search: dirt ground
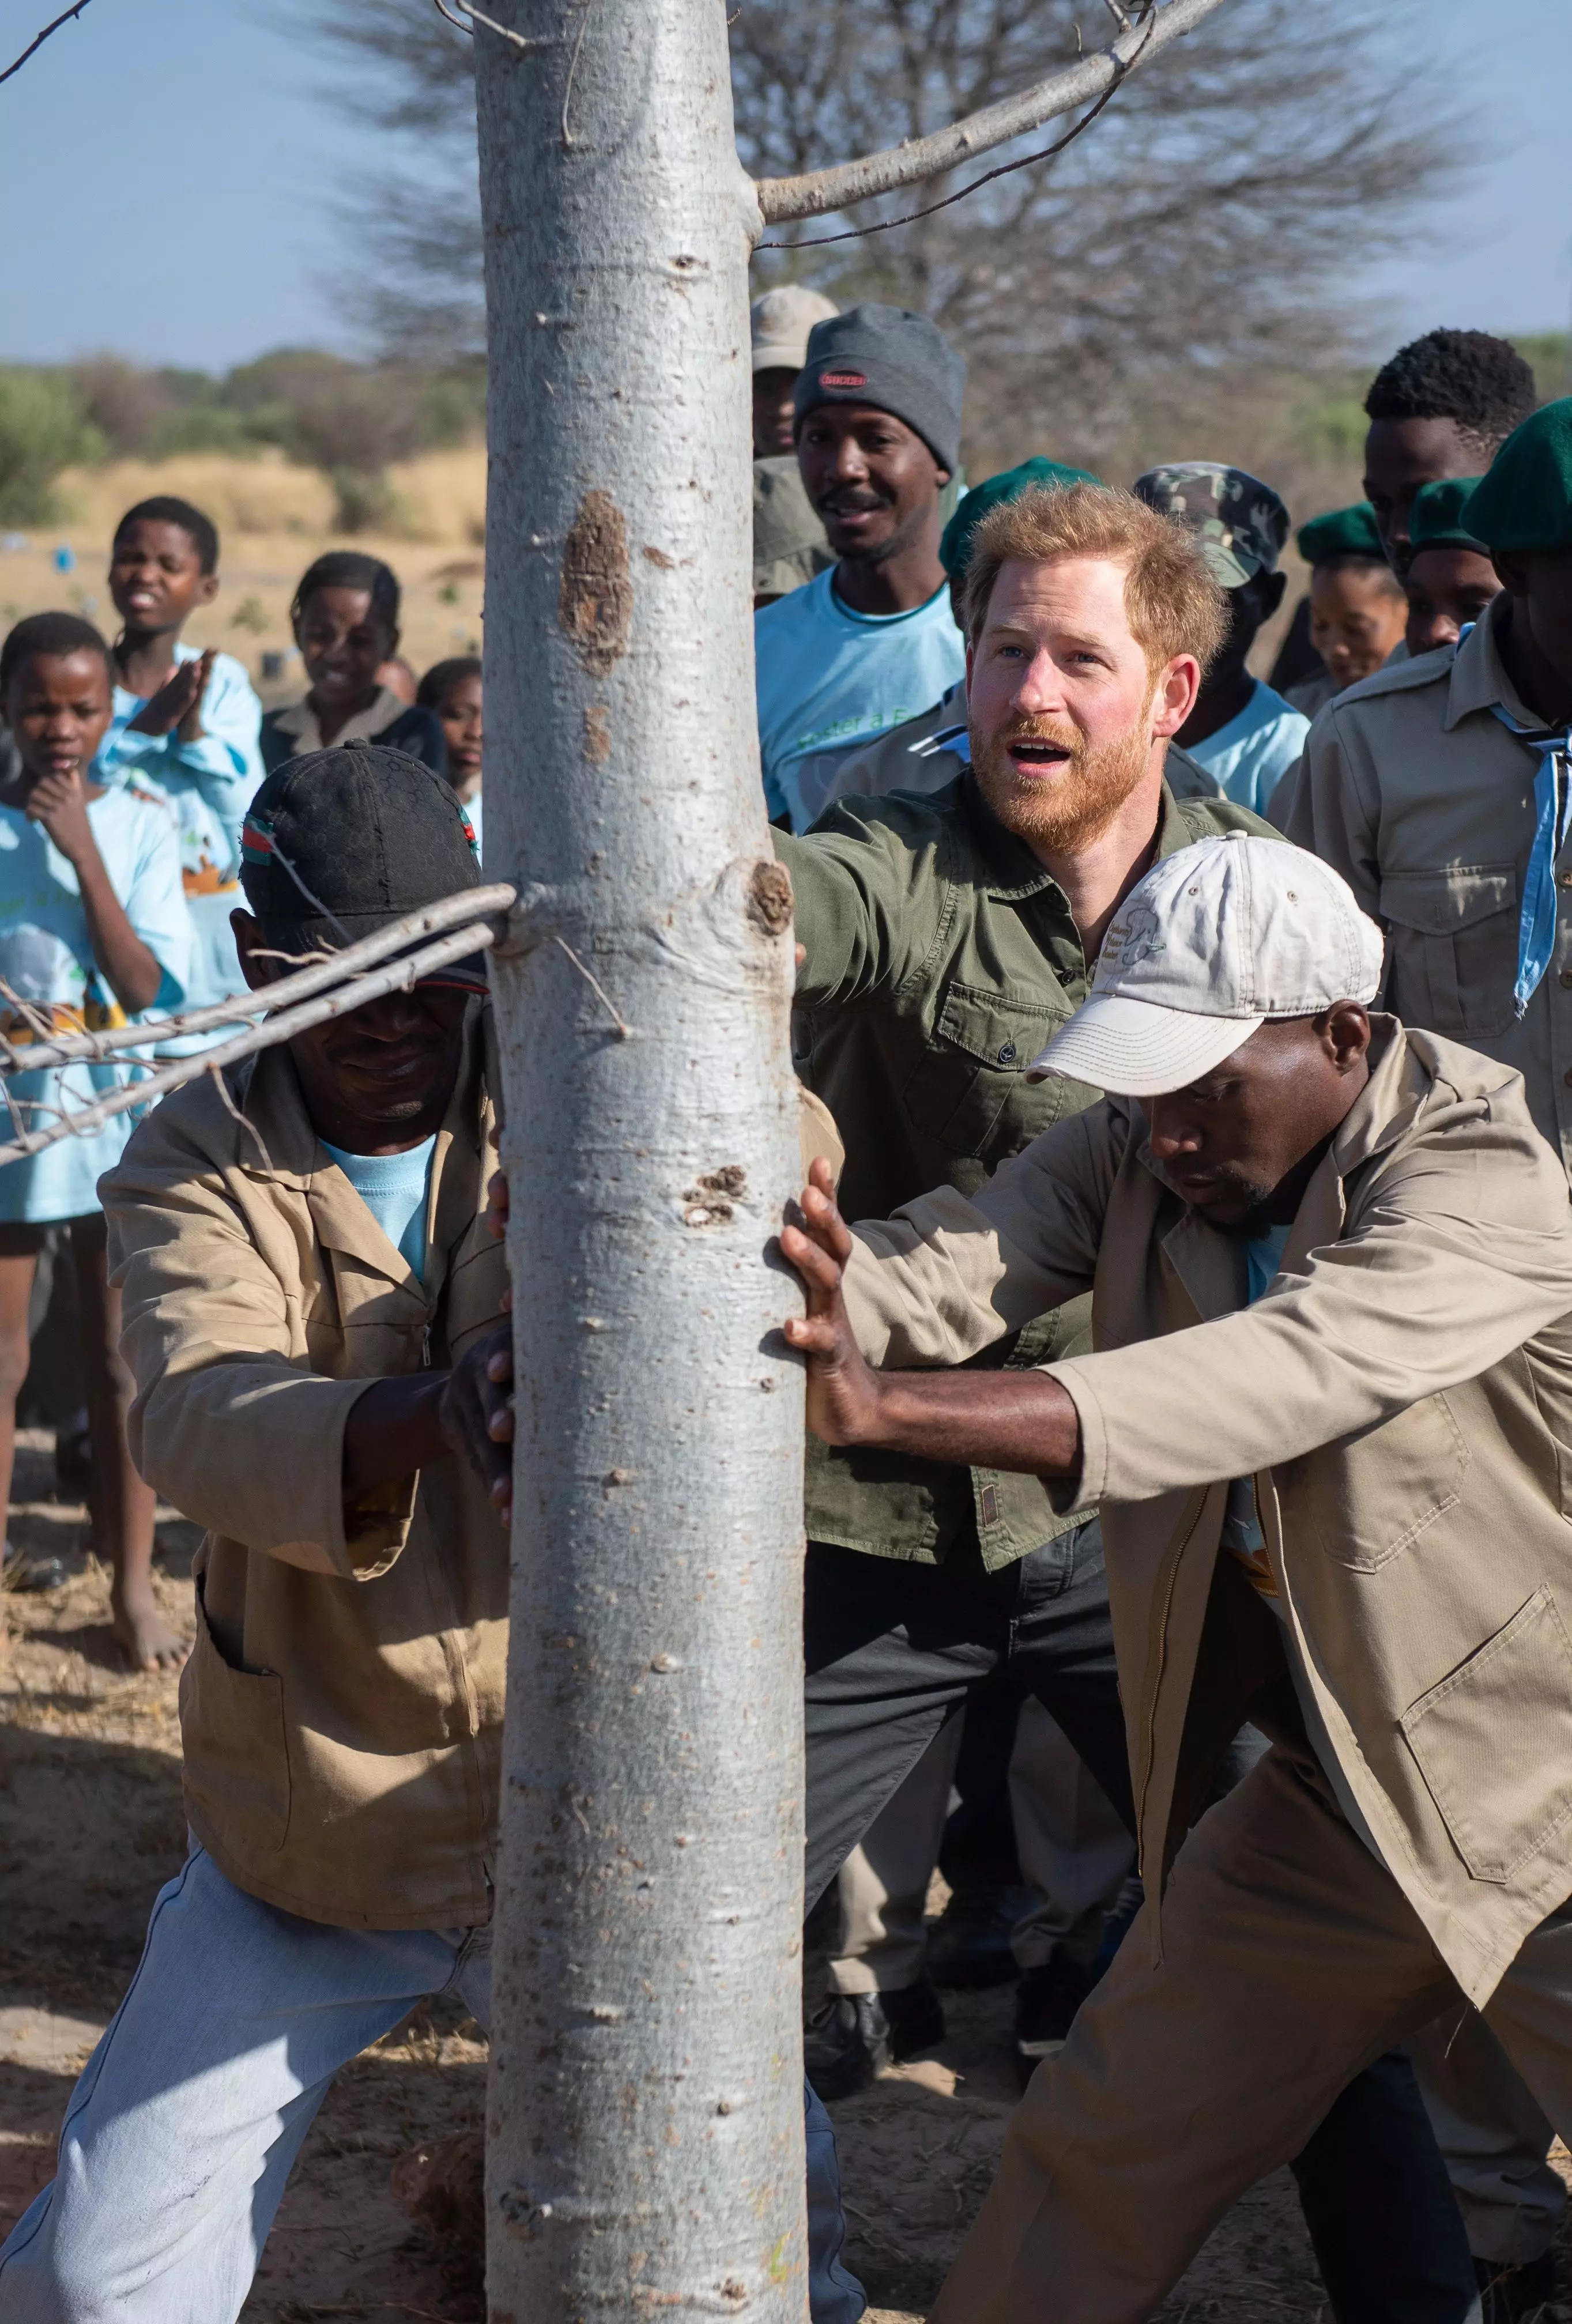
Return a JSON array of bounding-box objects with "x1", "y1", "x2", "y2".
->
[{"x1": 3, "y1": 1427, "x2": 1571, "y2": 2322}]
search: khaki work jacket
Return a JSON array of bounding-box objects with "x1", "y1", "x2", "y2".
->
[
  {"x1": 842, "y1": 1022, "x2": 1572, "y2": 2005},
  {"x1": 101, "y1": 1022, "x2": 508, "y2": 1931},
  {"x1": 1276, "y1": 601, "x2": 1572, "y2": 1177}
]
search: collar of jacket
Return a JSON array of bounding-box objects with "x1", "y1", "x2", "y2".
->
[
  {"x1": 960, "y1": 771, "x2": 1196, "y2": 904},
  {"x1": 227, "y1": 999, "x2": 491, "y2": 1304},
  {"x1": 270, "y1": 686, "x2": 409, "y2": 752},
  {"x1": 1443, "y1": 594, "x2": 1544, "y2": 734}
]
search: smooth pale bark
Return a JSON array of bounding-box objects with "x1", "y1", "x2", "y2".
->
[{"x1": 473, "y1": 5, "x2": 807, "y2": 2319}]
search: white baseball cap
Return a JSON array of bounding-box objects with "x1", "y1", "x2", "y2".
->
[
  {"x1": 1027, "y1": 834, "x2": 1384, "y2": 1096},
  {"x1": 751, "y1": 285, "x2": 839, "y2": 375}
]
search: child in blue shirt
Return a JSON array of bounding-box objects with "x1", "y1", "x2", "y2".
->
[
  {"x1": 417, "y1": 655, "x2": 483, "y2": 859},
  {"x1": 96, "y1": 496, "x2": 263, "y2": 1039},
  {"x1": 0, "y1": 613, "x2": 189, "y2": 1670}
]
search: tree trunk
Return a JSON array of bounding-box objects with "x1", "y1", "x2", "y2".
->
[{"x1": 473, "y1": 6, "x2": 807, "y2": 2319}]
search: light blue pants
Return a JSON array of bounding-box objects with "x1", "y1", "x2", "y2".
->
[{"x1": 0, "y1": 1846, "x2": 864, "y2": 2323}]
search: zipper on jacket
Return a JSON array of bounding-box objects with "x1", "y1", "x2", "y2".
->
[{"x1": 421, "y1": 1323, "x2": 432, "y2": 1369}]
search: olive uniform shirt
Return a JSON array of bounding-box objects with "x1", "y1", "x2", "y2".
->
[
  {"x1": 774, "y1": 768, "x2": 1269, "y2": 1571},
  {"x1": 1276, "y1": 598, "x2": 1572, "y2": 1178}
]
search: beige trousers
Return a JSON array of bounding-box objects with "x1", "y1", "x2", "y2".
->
[{"x1": 931, "y1": 1744, "x2": 1572, "y2": 2324}]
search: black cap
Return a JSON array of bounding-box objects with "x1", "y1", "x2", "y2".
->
[
  {"x1": 240, "y1": 741, "x2": 487, "y2": 991},
  {"x1": 793, "y1": 303, "x2": 967, "y2": 474}
]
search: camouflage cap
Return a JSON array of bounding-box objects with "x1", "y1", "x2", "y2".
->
[{"x1": 1133, "y1": 462, "x2": 1290, "y2": 590}]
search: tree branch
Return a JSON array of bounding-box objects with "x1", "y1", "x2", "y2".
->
[
  {"x1": 0, "y1": 0, "x2": 92, "y2": 88},
  {"x1": 0, "y1": 912, "x2": 511, "y2": 1172},
  {"x1": 0, "y1": 884, "x2": 517, "y2": 1076},
  {"x1": 755, "y1": 0, "x2": 1229, "y2": 224}
]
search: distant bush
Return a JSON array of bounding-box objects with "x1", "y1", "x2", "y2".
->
[
  {"x1": 54, "y1": 348, "x2": 485, "y2": 535},
  {"x1": 0, "y1": 369, "x2": 105, "y2": 526}
]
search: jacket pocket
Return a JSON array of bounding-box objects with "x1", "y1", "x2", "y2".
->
[
  {"x1": 1400, "y1": 1586, "x2": 1572, "y2": 1882},
  {"x1": 1378, "y1": 867, "x2": 1517, "y2": 1039},
  {"x1": 1299, "y1": 1391, "x2": 1470, "y2": 1573},
  {"x1": 902, "y1": 982, "x2": 1068, "y2": 1156},
  {"x1": 179, "y1": 1575, "x2": 291, "y2": 1856}
]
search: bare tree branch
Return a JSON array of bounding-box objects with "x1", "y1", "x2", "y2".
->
[
  {"x1": 755, "y1": 0, "x2": 1226, "y2": 224},
  {"x1": 0, "y1": 912, "x2": 511, "y2": 1171},
  {"x1": 0, "y1": 0, "x2": 92, "y2": 88},
  {"x1": 0, "y1": 884, "x2": 517, "y2": 1076},
  {"x1": 759, "y1": 40, "x2": 1134, "y2": 249}
]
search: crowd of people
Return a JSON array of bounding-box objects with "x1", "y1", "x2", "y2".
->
[
  {"x1": 2, "y1": 297, "x2": 1572, "y2": 2324},
  {"x1": 0, "y1": 510, "x2": 485, "y2": 1670}
]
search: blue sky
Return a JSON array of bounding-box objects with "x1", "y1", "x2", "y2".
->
[{"x1": 0, "y1": 0, "x2": 1568, "y2": 371}]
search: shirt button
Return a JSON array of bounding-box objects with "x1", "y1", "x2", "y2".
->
[
  {"x1": 1564, "y1": 1069, "x2": 1572, "y2": 1088},
  {"x1": 1560, "y1": 871, "x2": 1572, "y2": 889},
  {"x1": 1562, "y1": 971, "x2": 1572, "y2": 989}
]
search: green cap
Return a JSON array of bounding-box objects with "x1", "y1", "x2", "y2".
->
[
  {"x1": 1464, "y1": 401, "x2": 1572, "y2": 554},
  {"x1": 1409, "y1": 477, "x2": 1487, "y2": 557},
  {"x1": 1295, "y1": 502, "x2": 1385, "y2": 567},
  {"x1": 939, "y1": 456, "x2": 1100, "y2": 580}
]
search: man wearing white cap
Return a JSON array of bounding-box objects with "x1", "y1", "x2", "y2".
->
[{"x1": 782, "y1": 831, "x2": 1572, "y2": 2322}]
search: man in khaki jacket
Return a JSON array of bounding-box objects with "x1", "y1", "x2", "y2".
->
[
  {"x1": 0, "y1": 746, "x2": 516, "y2": 2318},
  {"x1": 782, "y1": 832, "x2": 1572, "y2": 2323},
  {"x1": 1276, "y1": 393, "x2": 1572, "y2": 2299}
]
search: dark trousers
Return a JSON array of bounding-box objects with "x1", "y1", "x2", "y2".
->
[{"x1": 804, "y1": 1527, "x2": 1481, "y2": 2324}]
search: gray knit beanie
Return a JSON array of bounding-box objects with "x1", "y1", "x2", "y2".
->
[{"x1": 793, "y1": 304, "x2": 966, "y2": 474}]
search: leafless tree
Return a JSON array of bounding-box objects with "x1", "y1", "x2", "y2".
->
[
  {"x1": 301, "y1": 0, "x2": 1453, "y2": 474},
  {"x1": 736, "y1": 0, "x2": 1455, "y2": 470}
]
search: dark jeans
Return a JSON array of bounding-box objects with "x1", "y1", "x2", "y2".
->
[{"x1": 804, "y1": 1528, "x2": 1481, "y2": 2324}]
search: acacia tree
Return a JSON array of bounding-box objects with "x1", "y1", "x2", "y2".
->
[{"x1": 470, "y1": 2, "x2": 1222, "y2": 2317}]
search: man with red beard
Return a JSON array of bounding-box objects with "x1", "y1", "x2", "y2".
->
[{"x1": 772, "y1": 481, "x2": 1482, "y2": 2318}]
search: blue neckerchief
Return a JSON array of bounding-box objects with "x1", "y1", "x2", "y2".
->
[{"x1": 1491, "y1": 705, "x2": 1572, "y2": 1017}]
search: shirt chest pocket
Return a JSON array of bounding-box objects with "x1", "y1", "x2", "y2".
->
[
  {"x1": 1378, "y1": 866, "x2": 1518, "y2": 1039},
  {"x1": 902, "y1": 981, "x2": 1070, "y2": 1157}
]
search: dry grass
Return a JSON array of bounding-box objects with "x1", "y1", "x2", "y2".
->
[{"x1": 0, "y1": 451, "x2": 489, "y2": 705}]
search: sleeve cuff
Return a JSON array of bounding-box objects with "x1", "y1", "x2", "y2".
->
[{"x1": 1041, "y1": 1359, "x2": 1110, "y2": 1506}]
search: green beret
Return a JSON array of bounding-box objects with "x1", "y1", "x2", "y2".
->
[
  {"x1": 1409, "y1": 476, "x2": 1486, "y2": 556},
  {"x1": 940, "y1": 456, "x2": 1100, "y2": 580},
  {"x1": 1464, "y1": 400, "x2": 1572, "y2": 553},
  {"x1": 1295, "y1": 503, "x2": 1385, "y2": 567}
]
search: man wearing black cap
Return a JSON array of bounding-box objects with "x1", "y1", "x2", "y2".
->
[
  {"x1": 756, "y1": 302, "x2": 967, "y2": 832},
  {"x1": 0, "y1": 744, "x2": 515, "y2": 2316}
]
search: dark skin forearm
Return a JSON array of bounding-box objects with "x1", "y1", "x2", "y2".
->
[
  {"x1": 342, "y1": 1374, "x2": 450, "y2": 1501},
  {"x1": 72, "y1": 842, "x2": 164, "y2": 1013},
  {"x1": 342, "y1": 1324, "x2": 517, "y2": 1507},
  {"x1": 836, "y1": 1365, "x2": 1081, "y2": 1480},
  {"x1": 778, "y1": 1160, "x2": 1085, "y2": 1479}
]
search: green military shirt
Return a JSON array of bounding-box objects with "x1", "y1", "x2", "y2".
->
[{"x1": 776, "y1": 768, "x2": 1269, "y2": 1570}]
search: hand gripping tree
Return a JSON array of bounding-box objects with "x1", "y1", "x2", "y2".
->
[{"x1": 468, "y1": 1, "x2": 1226, "y2": 2317}]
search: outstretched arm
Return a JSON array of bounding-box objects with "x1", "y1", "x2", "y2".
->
[{"x1": 781, "y1": 1160, "x2": 1081, "y2": 1477}]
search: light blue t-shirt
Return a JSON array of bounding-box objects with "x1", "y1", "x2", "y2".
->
[
  {"x1": 0, "y1": 782, "x2": 189, "y2": 1224},
  {"x1": 98, "y1": 643, "x2": 265, "y2": 1037},
  {"x1": 1222, "y1": 1218, "x2": 1382, "y2": 1861},
  {"x1": 1185, "y1": 679, "x2": 1310, "y2": 817},
  {"x1": 755, "y1": 569, "x2": 966, "y2": 833},
  {"x1": 319, "y1": 1135, "x2": 436, "y2": 1284},
  {"x1": 459, "y1": 787, "x2": 482, "y2": 865}
]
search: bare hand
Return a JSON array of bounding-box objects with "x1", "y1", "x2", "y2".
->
[
  {"x1": 27, "y1": 766, "x2": 96, "y2": 863},
  {"x1": 440, "y1": 1321, "x2": 514, "y2": 1516},
  {"x1": 127, "y1": 651, "x2": 213, "y2": 740},
  {"x1": 780, "y1": 1157, "x2": 886, "y2": 1446}
]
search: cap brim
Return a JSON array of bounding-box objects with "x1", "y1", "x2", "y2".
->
[
  {"x1": 1025, "y1": 994, "x2": 1264, "y2": 1096},
  {"x1": 752, "y1": 344, "x2": 805, "y2": 374}
]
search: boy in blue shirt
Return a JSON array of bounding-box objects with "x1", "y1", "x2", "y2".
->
[
  {"x1": 0, "y1": 613, "x2": 189, "y2": 1668},
  {"x1": 97, "y1": 496, "x2": 263, "y2": 1040}
]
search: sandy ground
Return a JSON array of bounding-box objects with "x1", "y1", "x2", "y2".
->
[{"x1": 3, "y1": 1429, "x2": 1570, "y2": 2322}]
